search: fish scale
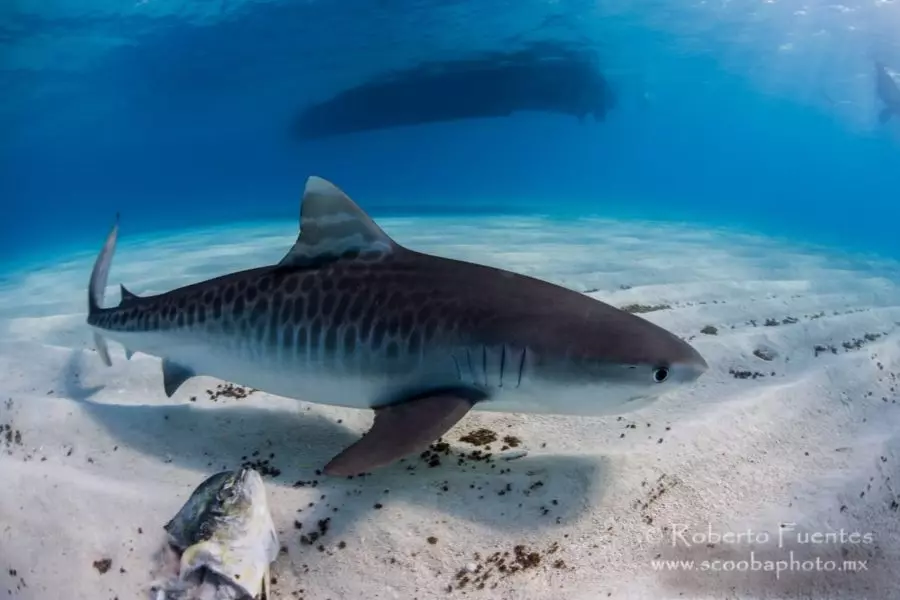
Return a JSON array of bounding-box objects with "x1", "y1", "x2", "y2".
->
[{"x1": 86, "y1": 175, "x2": 708, "y2": 476}]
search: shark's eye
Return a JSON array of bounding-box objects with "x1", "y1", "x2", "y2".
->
[{"x1": 652, "y1": 367, "x2": 669, "y2": 383}]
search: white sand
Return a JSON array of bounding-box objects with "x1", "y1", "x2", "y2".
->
[{"x1": 2, "y1": 216, "x2": 900, "y2": 600}]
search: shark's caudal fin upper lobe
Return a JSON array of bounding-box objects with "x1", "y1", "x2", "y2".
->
[{"x1": 87, "y1": 215, "x2": 120, "y2": 367}]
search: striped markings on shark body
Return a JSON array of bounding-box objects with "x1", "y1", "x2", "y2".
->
[{"x1": 86, "y1": 176, "x2": 708, "y2": 476}]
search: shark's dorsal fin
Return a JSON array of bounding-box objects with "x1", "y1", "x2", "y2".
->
[
  {"x1": 277, "y1": 176, "x2": 398, "y2": 269},
  {"x1": 119, "y1": 284, "x2": 140, "y2": 307}
]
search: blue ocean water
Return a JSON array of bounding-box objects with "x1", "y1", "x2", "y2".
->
[{"x1": 3, "y1": 0, "x2": 900, "y2": 268}]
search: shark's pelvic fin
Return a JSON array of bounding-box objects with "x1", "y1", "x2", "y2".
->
[
  {"x1": 277, "y1": 176, "x2": 399, "y2": 269},
  {"x1": 323, "y1": 388, "x2": 487, "y2": 476},
  {"x1": 88, "y1": 215, "x2": 120, "y2": 367},
  {"x1": 162, "y1": 359, "x2": 196, "y2": 397}
]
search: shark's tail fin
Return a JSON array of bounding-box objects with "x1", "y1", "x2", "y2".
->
[
  {"x1": 879, "y1": 107, "x2": 894, "y2": 124},
  {"x1": 87, "y1": 214, "x2": 120, "y2": 367}
]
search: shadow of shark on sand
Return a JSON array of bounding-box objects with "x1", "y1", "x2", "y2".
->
[{"x1": 61, "y1": 349, "x2": 606, "y2": 579}]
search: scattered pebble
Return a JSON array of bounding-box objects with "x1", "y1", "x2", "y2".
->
[{"x1": 92, "y1": 558, "x2": 112, "y2": 575}]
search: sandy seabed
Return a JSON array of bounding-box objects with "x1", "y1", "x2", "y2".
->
[{"x1": 2, "y1": 216, "x2": 900, "y2": 600}]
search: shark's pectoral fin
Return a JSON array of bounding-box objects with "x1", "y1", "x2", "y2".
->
[
  {"x1": 162, "y1": 359, "x2": 196, "y2": 397},
  {"x1": 323, "y1": 388, "x2": 487, "y2": 476},
  {"x1": 879, "y1": 107, "x2": 894, "y2": 124}
]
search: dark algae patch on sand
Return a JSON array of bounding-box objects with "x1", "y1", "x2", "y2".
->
[
  {"x1": 92, "y1": 558, "x2": 112, "y2": 575},
  {"x1": 204, "y1": 383, "x2": 256, "y2": 401},
  {"x1": 460, "y1": 428, "x2": 498, "y2": 447},
  {"x1": 501, "y1": 435, "x2": 521, "y2": 450},
  {"x1": 815, "y1": 331, "x2": 889, "y2": 357},
  {"x1": 620, "y1": 303, "x2": 671, "y2": 314},
  {"x1": 448, "y1": 541, "x2": 567, "y2": 592},
  {"x1": 729, "y1": 368, "x2": 767, "y2": 379}
]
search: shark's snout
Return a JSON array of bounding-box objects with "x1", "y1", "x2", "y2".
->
[
  {"x1": 666, "y1": 359, "x2": 707, "y2": 384},
  {"x1": 667, "y1": 341, "x2": 709, "y2": 383}
]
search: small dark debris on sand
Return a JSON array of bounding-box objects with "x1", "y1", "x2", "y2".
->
[
  {"x1": 764, "y1": 316, "x2": 799, "y2": 327},
  {"x1": 814, "y1": 332, "x2": 886, "y2": 357},
  {"x1": 843, "y1": 333, "x2": 883, "y2": 351},
  {"x1": 1, "y1": 423, "x2": 23, "y2": 453},
  {"x1": 427, "y1": 536, "x2": 439, "y2": 545},
  {"x1": 206, "y1": 383, "x2": 256, "y2": 401},
  {"x1": 634, "y1": 474, "x2": 680, "y2": 524},
  {"x1": 420, "y1": 439, "x2": 452, "y2": 468},
  {"x1": 729, "y1": 368, "x2": 766, "y2": 380},
  {"x1": 92, "y1": 558, "x2": 112, "y2": 574},
  {"x1": 620, "y1": 303, "x2": 671, "y2": 314},
  {"x1": 299, "y1": 518, "x2": 331, "y2": 545},
  {"x1": 241, "y1": 453, "x2": 281, "y2": 478},
  {"x1": 293, "y1": 479, "x2": 319, "y2": 488},
  {"x1": 411, "y1": 432, "x2": 527, "y2": 471},
  {"x1": 460, "y1": 428, "x2": 498, "y2": 447},
  {"x1": 753, "y1": 348, "x2": 776, "y2": 361},
  {"x1": 501, "y1": 435, "x2": 521, "y2": 450},
  {"x1": 451, "y1": 542, "x2": 564, "y2": 591},
  {"x1": 700, "y1": 325, "x2": 718, "y2": 335},
  {"x1": 814, "y1": 344, "x2": 838, "y2": 356}
]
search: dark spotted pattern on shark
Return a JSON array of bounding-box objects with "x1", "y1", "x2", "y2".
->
[{"x1": 86, "y1": 176, "x2": 708, "y2": 476}]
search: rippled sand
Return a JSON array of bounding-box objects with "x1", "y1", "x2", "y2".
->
[{"x1": 2, "y1": 216, "x2": 899, "y2": 599}]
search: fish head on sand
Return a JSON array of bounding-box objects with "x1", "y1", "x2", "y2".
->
[{"x1": 160, "y1": 468, "x2": 278, "y2": 599}]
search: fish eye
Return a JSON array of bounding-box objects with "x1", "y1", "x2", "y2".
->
[{"x1": 652, "y1": 367, "x2": 669, "y2": 383}]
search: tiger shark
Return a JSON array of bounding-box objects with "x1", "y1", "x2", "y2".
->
[{"x1": 86, "y1": 176, "x2": 708, "y2": 476}]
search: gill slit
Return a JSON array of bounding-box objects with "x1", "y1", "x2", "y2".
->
[{"x1": 517, "y1": 347, "x2": 527, "y2": 388}]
